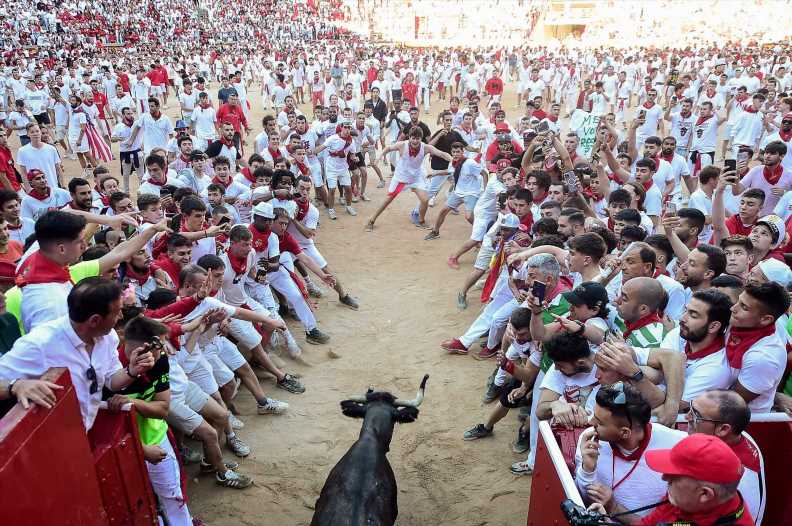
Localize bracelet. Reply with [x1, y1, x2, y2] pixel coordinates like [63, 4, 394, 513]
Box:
[573, 321, 586, 336]
[125, 365, 138, 379]
[503, 360, 516, 375]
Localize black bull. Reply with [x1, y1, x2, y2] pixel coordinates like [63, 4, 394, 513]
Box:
[310, 375, 429, 526]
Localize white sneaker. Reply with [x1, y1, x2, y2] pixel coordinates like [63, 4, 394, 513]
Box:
[510, 460, 533, 475]
[361, 194, 371, 201]
[306, 280, 323, 298]
[257, 398, 289, 415]
[328, 208, 337, 220]
[228, 413, 245, 430]
[226, 434, 250, 457]
[286, 339, 303, 358]
[428, 197, 437, 207]
[346, 205, 358, 216]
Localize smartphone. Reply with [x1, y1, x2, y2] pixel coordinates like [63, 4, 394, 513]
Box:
[665, 202, 677, 216]
[160, 188, 172, 197]
[535, 120, 550, 134]
[737, 149, 750, 163]
[638, 109, 646, 119]
[218, 216, 231, 226]
[531, 280, 547, 303]
[724, 159, 737, 172]
[563, 170, 579, 193]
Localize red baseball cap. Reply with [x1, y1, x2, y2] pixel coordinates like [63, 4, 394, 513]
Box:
[645, 434, 743, 484]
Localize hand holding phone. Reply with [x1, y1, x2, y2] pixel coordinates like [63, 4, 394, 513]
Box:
[531, 280, 547, 304]
[723, 159, 737, 172]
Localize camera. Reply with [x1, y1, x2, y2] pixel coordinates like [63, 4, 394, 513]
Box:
[560, 499, 613, 525]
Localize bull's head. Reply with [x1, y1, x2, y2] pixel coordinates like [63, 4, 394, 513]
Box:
[340, 374, 429, 424]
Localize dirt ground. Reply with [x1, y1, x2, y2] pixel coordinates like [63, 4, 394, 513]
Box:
[53, 85, 534, 525]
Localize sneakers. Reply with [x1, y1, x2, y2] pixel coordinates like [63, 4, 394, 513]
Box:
[306, 327, 331, 344]
[410, 209, 420, 226]
[463, 423, 493, 440]
[513, 427, 530, 454]
[456, 292, 468, 310]
[483, 383, 502, 404]
[361, 194, 371, 202]
[228, 413, 245, 430]
[447, 256, 460, 270]
[428, 197, 437, 207]
[306, 280, 323, 298]
[226, 434, 250, 457]
[339, 294, 360, 310]
[328, 208, 337, 220]
[200, 460, 239, 474]
[441, 338, 468, 355]
[510, 460, 533, 476]
[474, 345, 499, 361]
[376, 180, 385, 188]
[424, 230, 440, 240]
[257, 398, 289, 414]
[365, 220, 375, 232]
[179, 445, 203, 464]
[286, 339, 303, 358]
[216, 469, 253, 489]
[346, 205, 358, 216]
[352, 196, 359, 203]
[277, 373, 306, 394]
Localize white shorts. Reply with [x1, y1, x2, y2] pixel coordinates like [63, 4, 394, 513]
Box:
[474, 240, 496, 271]
[446, 192, 478, 212]
[69, 134, 89, 153]
[186, 355, 219, 395]
[308, 160, 323, 187]
[205, 352, 235, 387]
[55, 125, 67, 141]
[387, 177, 425, 197]
[228, 317, 263, 352]
[470, 212, 496, 242]
[301, 243, 328, 269]
[167, 382, 209, 435]
[326, 170, 351, 189]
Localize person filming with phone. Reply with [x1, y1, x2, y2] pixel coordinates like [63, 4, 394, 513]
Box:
[0, 277, 155, 430]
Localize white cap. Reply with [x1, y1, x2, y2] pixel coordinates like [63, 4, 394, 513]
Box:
[501, 213, 520, 229]
[758, 259, 792, 287]
[252, 202, 274, 219]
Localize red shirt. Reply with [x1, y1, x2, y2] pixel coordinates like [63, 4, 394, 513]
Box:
[118, 72, 130, 93]
[0, 145, 20, 191]
[725, 215, 754, 236]
[639, 494, 753, 525]
[151, 256, 182, 290]
[92, 91, 109, 119]
[276, 231, 302, 256]
[216, 103, 248, 133]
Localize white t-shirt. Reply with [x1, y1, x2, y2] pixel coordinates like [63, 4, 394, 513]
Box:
[137, 113, 174, 153]
[21, 188, 71, 222]
[287, 203, 320, 246]
[191, 106, 218, 140]
[219, 250, 256, 307]
[17, 143, 62, 190]
[728, 331, 787, 413]
[541, 364, 600, 417]
[688, 188, 714, 243]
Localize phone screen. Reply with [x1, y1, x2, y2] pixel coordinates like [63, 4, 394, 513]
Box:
[724, 159, 737, 172]
[536, 120, 550, 134]
[532, 281, 547, 303]
[563, 170, 579, 193]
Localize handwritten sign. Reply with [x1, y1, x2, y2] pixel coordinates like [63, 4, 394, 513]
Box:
[569, 109, 600, 157]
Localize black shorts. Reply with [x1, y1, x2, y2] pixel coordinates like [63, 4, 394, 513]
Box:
[347, 152, 365, 170]
[499, 378, 530, 409]
[34, 113, 50, 125]
[120, 149, 141, 171]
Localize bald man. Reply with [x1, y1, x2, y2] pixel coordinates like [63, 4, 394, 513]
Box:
[686, 390, 765, 524]
[615, 276, 668, 348]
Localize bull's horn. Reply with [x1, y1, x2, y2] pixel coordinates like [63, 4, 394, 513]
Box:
[394, 374, 429, 408]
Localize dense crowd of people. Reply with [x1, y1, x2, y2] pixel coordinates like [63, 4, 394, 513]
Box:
[0, 0, 791, 524]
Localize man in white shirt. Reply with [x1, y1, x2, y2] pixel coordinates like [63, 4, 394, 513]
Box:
[16, 122, 64, 189]
[725, 282, 789, 413]
[0, 278, 155, 430]
[730, 93, 766, 158]
[20, 169, 71, 222]
[128, 98, 174, 156]
[190, 92, 218, 151]
[635, 88, 663, 152]
[575, 384, 686, 519]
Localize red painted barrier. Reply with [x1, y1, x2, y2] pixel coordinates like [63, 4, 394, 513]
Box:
[0, 368, 157, 526]
[527, 418, 792, 526]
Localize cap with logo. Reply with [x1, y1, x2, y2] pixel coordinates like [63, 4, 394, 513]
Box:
[755, 214, 786, 249]
[500, 213, 520, 229]
[562, 282, 609, 309]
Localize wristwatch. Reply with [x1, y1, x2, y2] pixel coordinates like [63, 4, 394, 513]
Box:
[629, 369, 645, 383]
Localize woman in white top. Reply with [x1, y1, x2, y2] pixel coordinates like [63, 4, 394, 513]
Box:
[366, 127, 451, 231]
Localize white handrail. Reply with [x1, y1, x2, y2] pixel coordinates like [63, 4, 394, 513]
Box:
[664, 412, 792, 424]
[539, 420, 585, 506]
[98, 402, 133, 412]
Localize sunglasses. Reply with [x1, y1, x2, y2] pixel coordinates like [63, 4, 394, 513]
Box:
[87, 365, 98, 394]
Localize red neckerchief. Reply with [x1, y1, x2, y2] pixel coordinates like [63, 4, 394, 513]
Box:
[94, 186, 110, 206]
[27, 187, 51, 201]
[152, 255, 181, 288]
[125, 262, 152, 283]
[295, 198, 310, 221]
[763, 163, 783, 185]
[726, 324, 776, 368]
[743, 105, 758, 114]
[705, 88, 716, 98]
[612, 423, 653, 462]
[356, 123, 365, 131]
[6, 220, 23, 231]
[779, 127, 792, 143]
[240, 166, 256, 184]
[679, 110, 691, 119]
[227, 250, 248, 275]
[546, 114, 558, 122]
[623, 312, 662, 339]
[15, 250, 72, 287]
[293, 159, 310, 176]
[642, 101, 655, 109]
[642, 178, 654, 191]
[344, 93, 353, 101]
[268, 146, 280, 159]
[122, 116, 134, 127]
[685, 335, 725, 360]
[150, 110, 162, 119]
[211, 175, 229, 188]
[220, 136, 235, 147]
[199, 101, 211, 109]
[735, 93, 749, 104]
[248, 224, 271, 253]
[696, 113, 713, 126]
[653, 268, 669, 277]
[408, 143, 421, 157]
[660, 151, 674, 163]
[179, 153, 191, 164]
